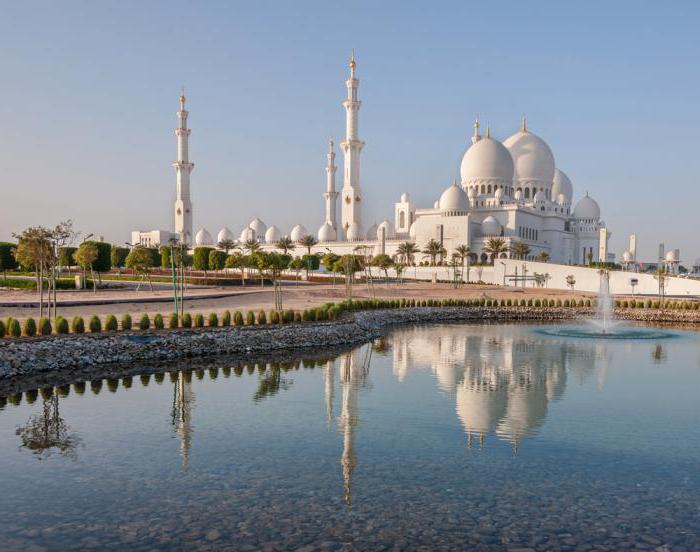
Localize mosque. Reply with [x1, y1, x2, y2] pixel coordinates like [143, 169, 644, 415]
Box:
[133, 55, 611, 266]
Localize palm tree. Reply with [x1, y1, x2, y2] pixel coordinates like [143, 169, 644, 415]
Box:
[275, 236, 295, 255]
[483, 238, 508, 264]
[455, 244, 471, 267]
[511, 242, 530, 260]
[243, 239, 260, 255]
[422, 239, 446, 266]
[299, 235, 318, 256]
[536, 251, 550, 263]
[217, 239, 237, 255]
[397, 242, 419, 265]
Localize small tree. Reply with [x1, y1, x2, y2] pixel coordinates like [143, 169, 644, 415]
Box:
[0, 242, 18, 282]
[75, 242, 99, 293]
[422, 239, 446, 266]
[536, 251, 550, 263]
[566, 274, 576, 290]
[111, 247, 129, 271]
[300, 235, 318, 256]
[483, 238, 508, 264]
[511, 242, 530, 260]
[209, 250, 227, 272]
[193, 247, 214, 272]
[370, 254, 393, 282]
[125, 246, 156, 291]
[217, 239, 237, 255]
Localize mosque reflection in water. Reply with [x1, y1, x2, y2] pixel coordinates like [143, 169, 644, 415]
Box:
[5, 326, 669, 507]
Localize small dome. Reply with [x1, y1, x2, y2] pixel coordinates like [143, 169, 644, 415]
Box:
[290, 224, 308, 242]
[265, 225, 281, 243]
[317, 222, 337, 242]
[573, 194, 600, 220]
[460, 136, 514, 184]
[481, 216, 501, 237]
[366, 222, 378, 241]
[622, 251, 632, 263]
[376, 220, 394, 240]
[408, 222, 417, 239]
[503, 127, 556, 186]
[195, 228, 213, 246]
[248, 218, 267, 242]
[239, 227, 256, 243]
[346, 222, 364, 241]
[433, 200, 440, 209]
[534, 190, 546, 203]
[665, 251, 676, 262]
[439, 182, 468, 211]
[552, 168, 573, 202]
[217, 227, 235, 243]
[400, 192, 410, 203]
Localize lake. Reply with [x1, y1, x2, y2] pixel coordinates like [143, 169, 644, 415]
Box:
[0, 322, 698, 550]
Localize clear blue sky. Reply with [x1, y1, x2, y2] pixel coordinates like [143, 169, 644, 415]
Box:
[1, 1, 698, 262]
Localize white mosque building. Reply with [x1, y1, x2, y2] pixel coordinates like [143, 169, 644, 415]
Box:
[134, 55, 611, 266]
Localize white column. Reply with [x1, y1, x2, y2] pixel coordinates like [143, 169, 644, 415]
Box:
[340, 52, 365, 237]
[324, 140, 338, 230]
[174, 90, 194, 245]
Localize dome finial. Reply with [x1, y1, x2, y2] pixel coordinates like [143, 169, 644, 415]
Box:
[521, 115, 527, 133]
[471, 116, 481, 144]
[179, 84, 186, 106]
[486, 125, 491, 139]
[329, 139, 334, 151]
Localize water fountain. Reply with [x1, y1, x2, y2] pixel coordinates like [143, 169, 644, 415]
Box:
[536, 269, 676, 340]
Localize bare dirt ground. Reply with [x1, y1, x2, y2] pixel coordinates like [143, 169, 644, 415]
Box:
[0, 281, 594, 322]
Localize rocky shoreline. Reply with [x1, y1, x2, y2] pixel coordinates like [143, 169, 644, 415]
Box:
[1, 306, 698, 390]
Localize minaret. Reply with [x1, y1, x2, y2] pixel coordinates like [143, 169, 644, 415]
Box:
[324, 140, 339, 233]
[471, 117, 481, 144]
[340, 52, 365, 237]
[174, 88, 194, 246]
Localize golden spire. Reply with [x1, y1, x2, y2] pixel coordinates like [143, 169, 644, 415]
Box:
[486, 125, 491, 139]
[179, 85, 186, 106]
[473, 117, 480, 137]
[521, 115, 527, 133]
[349, 49, 356, 70]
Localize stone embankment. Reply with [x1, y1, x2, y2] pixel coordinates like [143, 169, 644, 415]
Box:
[1, 307, 698, 382]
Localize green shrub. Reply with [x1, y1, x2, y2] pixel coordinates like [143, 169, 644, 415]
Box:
[585, 299, 592, 307]
[534, 299, 541, 307]
[222, 310, 231, 327]
[182, 313, 192, 328]
[294, 311, 302, 322]
[38, 317, 51, 336]
[328, 306, 340, 320]
[257, 310, 267, 325]
[315, 308, 328, 321]
[302, 309, 314, 322]
[208, 312, 218, 327]
[246, 311, 255, 325]
[121, 313, 132, 330]
[55, 316, 69, 334]
[154, 313, 164, 329]
[270, 310, 280, 324]
[562, 299, 568, 307]
[233, 311, 244, 326]
[194, 313, 204, 328]
[139, 314, 150, 330]
[283, 310, 294, 323]
[71, 316, 85, 334]
[89, 315, 102, 333]
[22, 318, 37, 337]
[105, 315, 118, 331]
[169, 313, 179, 329]
[0, 319, 4, 338]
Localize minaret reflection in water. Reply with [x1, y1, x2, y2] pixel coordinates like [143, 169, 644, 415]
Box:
[172, 371, 194, 470]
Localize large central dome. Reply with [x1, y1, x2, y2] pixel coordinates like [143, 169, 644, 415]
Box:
[460, 137, 514, 186]
[503, 126, 555, 187]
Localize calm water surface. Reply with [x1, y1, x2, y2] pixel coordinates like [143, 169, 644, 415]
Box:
[0, 323, 699, 551]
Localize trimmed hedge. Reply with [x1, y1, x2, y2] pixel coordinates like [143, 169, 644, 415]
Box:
[121, 313, 132, 331]
[71, 316, 85, 334]
[169, 313, 179, 329]
[55, 317, 69, 335]
[194, 313, 204, 328]
[182, 313, 192, 328]
[0, 319, 5, 338]
[23, 318, 37, 337]
[208, 312, 218, 327]
[233, 311, 244, 326]
[89, 315, 102, 333]
[139, 314, 151, 330]
[105, 315, 118, 331]
[222, 310, 231, 327]
[154, 313, 164, 330]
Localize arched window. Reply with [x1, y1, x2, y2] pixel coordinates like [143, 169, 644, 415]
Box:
[399, 211, 405, 228]
[487, 185, 492, 194]
[481, 185, 486, 194]
[524, 188, 530, 199]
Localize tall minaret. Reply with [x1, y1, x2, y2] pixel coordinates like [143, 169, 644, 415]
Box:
[174, 88, 194, 245]
[340, 52, 365, 238]
[323, 140, 339, 234]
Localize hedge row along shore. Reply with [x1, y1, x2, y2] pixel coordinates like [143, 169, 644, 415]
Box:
[2, 296, 700, 339]
[1, 301, 700, 382]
